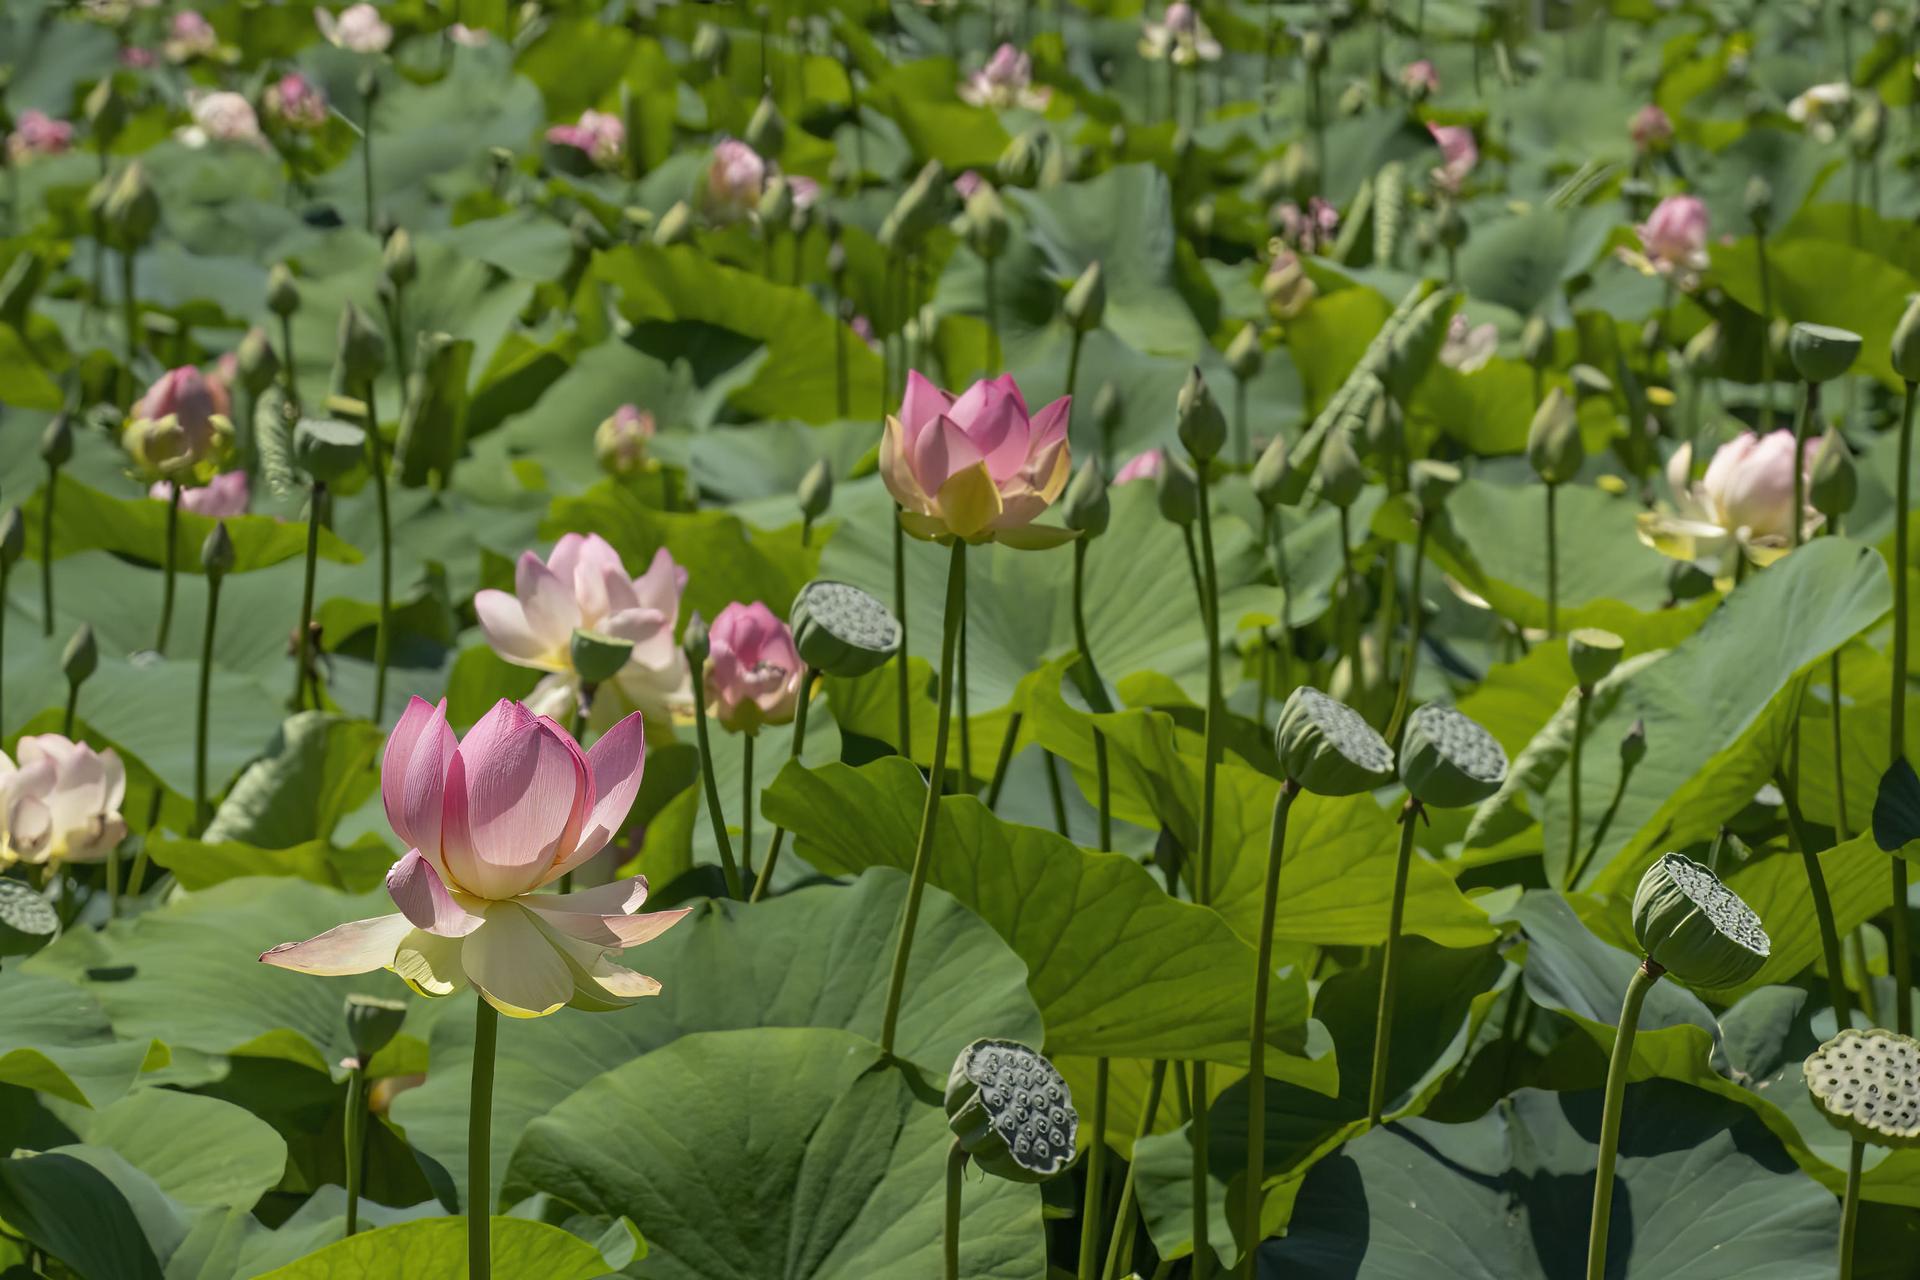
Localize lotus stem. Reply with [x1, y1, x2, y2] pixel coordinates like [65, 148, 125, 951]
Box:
[1045, 750, 1071, 838]
[957, 614, 972, 790]
[280, 313, 300, 413]
[1793, 382, 1818, 549]
[61, 681, 77, 739]
[1368, 797, 1422, 1126]
[879, 538, 966, 1057]
[1071, 539, 1115, 848]
[691, 655, 744, 900]
[1101, 1060, 1167, 1280]
[1386, 519, 1429, 746]
[467, 998, 497, 1280]
[1077, 1056, 1110, 1280]
[1894, 380, 1915, 1035]
[1244, 780, 1299, 1277]
[943, 1137, 966, 1280]
[751, 667, 816, 902]
[291, 483, 324, 709]
[1190, 460, 1225, 1278]
[156, 481, 180, 654]
[1233, 376, 1248, 469]
[1545, 482, 1559, 637]
[893, 508, 911, 756]
[1566, 688, 1588, 888]
[1779, 767, 1850, 1028]
[560, 682, 596, 895]
[363, 382, 392, 724]
[194, 565, 220, 834]
[344, 1062, 366, 1237]
[1065, 328, 1089, 466]
[120, 246, 138, 409]
[0, 559, 9, 729]
[984, 256, 1001, 375]
[40, 459, 56, 637]
[361, 86, 376, 234]
[1832, 648, 1849, 842]
[984, 711, 1021, 811]
[1337, 504, 1356, 684]
[740, 732, 755, 884]
[1840, 1135, 1863, 1279]
[1585, 957, 1663, 1280]
[1264, 508, 1295, 700]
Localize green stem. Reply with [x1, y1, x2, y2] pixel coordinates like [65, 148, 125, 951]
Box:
[40, 462, 55, 637]
[1193, 459, 1224, 1280]
[467, 998, 497, 1280]
[740, 733, 755, 885]
[984, 256, 1000, 375]
[1072, 539, 1114, 849]
[120, 247, 138, 410]
[1045, 749, 1071, 839]
[560, 683, 595, 894]
[1840, 1136, 1862, 1280]
[1269, 509, 1294, 697]
[692, 660, 744, 899]
[1102, 1059, 1168, 1280]
[1779, 768, 1851, 1028]
[291, 483, 323, 709]
[878, 538, 966, 1057]
[1233, 376, 1248, 470]
[1585, 958, 1662, 1280]
[344, 1065, 366, 1237]
[62, 682, 77, 739]
[752, 668, 814, 901]
[943, 1138, 966, 1280]
[194, 569, 220, 834]
[156, 482, 180, 654]
[364, 383, 391, 723]
[1566, 689, 1587, 888]
[1793, 382, 1817, 549]
[958, 613, 972, 789]
[1190, 1057, 1211, 1278]
[1386, 520, 1428, 746]
[1545, 482, 1559, 637]
[893, 507, 911, 756]
[1077, 1057, 1110, 1280]
[1243, 781, 1299, 1277]
[984, 711, 1021, 811]
[280, 313, 300, 413]
[0, 561, 8, 731]
[1895, 381, 1915, 1035]
[361, 88, 376, 234]
[1368, 798, 1422, 1126]
[1337, 504, 1355, 684]
[1832, 646, 1849, 841]
[1065, 328, 1090, 467]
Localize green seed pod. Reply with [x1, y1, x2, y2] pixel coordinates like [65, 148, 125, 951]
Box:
[62, 623, 97, 686]
[1227, 323, 1263, 381]
[944, 1039, 1078, 1184]
[1804, 1028, 1920, 1149]
[382, 226, 416, 288]
[1064, 260, 1105, 333]
[1631, 852, 1769, 988]
[103, 161, 159, 250]
[1568, 627, 1624, 689]
[570, 628, 635, 685]
[1400, 702, 1507, 808]
[1156, 455, 1198, 527]
[1810, 428, 1858, 519]
[1176, 366, 1227, 464]
[745, 95, 786, 158]
[1061, 459, 1110, 538]
[1251, 435, 1288, 511]
[1788, 322, 1863, 384]
[1744, 175, 1774, 232]
[1274, 687, 1395, 796]
[1315, 429, 1364, 508]
[798, 458, 833, 523]
[0, 507, 23, 568]
[40, 413, 74, 467]
[237, 326, 280, 396]
[267, 262, 301, 318]
[790, 579, 900, 678]
[1526, 386, 1583, 485]
[1521, 315, 1553, 370]
[84, 76, 127, 143]
[200, 520, 235, 579]
[1893, 294, 1920, 384]
[682, 610, 711, 666]
[964, 183, 1010, 260]
[344, 993, 407, 1066]
[653, 201, 694, 247]
[334, 302, 388, 387]
[292, 417, 367, 484]
[1410, 459, 1461, 514]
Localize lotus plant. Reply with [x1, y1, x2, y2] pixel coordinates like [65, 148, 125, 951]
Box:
[1786, 322, 1862, 551]
[1885, 298, 1920, 1034]
[262, 696, 684, 1280]
[702, 601, 801, 883]
[1637, 430, 1822, 581]
[958, 43, 1050, 111]
[1561, 629, 1623, 886]
[124, 366, 234, 655]
[1804, 1028, 1920, 1278]
[944, 1040, 1077, 1280]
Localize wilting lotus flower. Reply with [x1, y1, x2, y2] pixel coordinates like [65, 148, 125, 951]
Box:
[1114, 449, 1165, 485]
[1439, 313, 1498, 373]
[264, 72, 329, 130]
[594, 404, 656, 476]
[1637, 430, 1823, 575]
[1400, 59, 1440, 98]
[705, 602, 803, 733]
[315, 2, 392, 53]
[1273, 197, 1339, 255]
[1139, 3, 1221, 64]
[960, 43, 1052, 109]
[1428, 124, 1477, 193]
[152, 469, 249, 517]
[179, 90, 264, 148]
[163, 10, 218, 61]
[0, 737, 128, 868]
[262, 697, 687, 1017]
[1787, 82, 1851, 143]
[475, 534, 691, 724]
[880, 371, 1074, 546]
[6, 110, 73, 164]
[124, 365, 234, 481]
[706, 138, 766, 221]
[1629, 104, 1673, 151]
[547, 109, 624, 169]
[1262, 247, 1317, 320]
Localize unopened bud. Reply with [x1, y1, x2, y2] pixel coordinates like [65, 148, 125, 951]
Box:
[798, 458, 833, 521]
[1064, 260, 1105, 333]
[63, 623, 97, 686]
[1061, 460, 1110, 538]
[1176, 366, 1227, 463]
[200, 520, 235, 578]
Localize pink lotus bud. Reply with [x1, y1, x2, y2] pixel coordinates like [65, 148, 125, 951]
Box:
[1629, 104, 1673, 151]
[706, 138, 766, 220]
[182, 90, 264, 147]
[264, 72, 329, 129]
[164, 9, 218, 61]
[547, 108, 624, 169]
[1113, 449, 1165, 485]
[594, 404, 656, 476]
[6, 111, 74, 163]
[1636, 194, 1709, 276]
[315, 3, 393, 53]
[705, 602, 803, 732]
[1428, 124, 1477, 192]
[0, 736, 128, 866]
[1400, 59, 1440, 97]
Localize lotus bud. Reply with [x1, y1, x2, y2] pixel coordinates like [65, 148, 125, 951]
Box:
[335, 302, 387, 387]
[1619, 717, 1648, 769]
[1526, 386, 1583, 485]
[569, 628, 635, 685]
[200, 520, 235, 579]
[964, 183, 1010, 260]
[237, 327, 280, 395]
[1744, 175, 1773, 232]
[1176, 366, 1227, 464]
[1093, 380, 1123, 438]
[1227, 323, 1263, 381]
[653, 201, 693, 247]
[1810, 428, 1858, 519]
[1788, 322, 1862, 384]
[1064, 260, 1105, 333]
[1362, 395, 1402, 463]
[1570, 363, 1613, 400]
[0, 507, 23, 569]
[1274, 687, 1395, 795]
[1315, 429, 1365, 508]
[1568, 627, 1623, 690]
[62, 623, 97, 686]
[1156, 455, 1199, 527]
[1061, 459, 1110, 539]
[292, 417, 366, 484]
[1683, 321, 1723, 375]
[790, 579, 900, 678]
[381, 226, 416, 288]
[1849, 99, 1886, 160]
[1400, 702, 1507, 808]
[267, 262, 301, 317]
[1410, 458, 1460, 514]
[997, 126, 1046, 188]
[84, 77, 127, 143]
[1521, 315, 1553, 369]
[103, 161, 159, 249]
[1251, 435, 1289, 510]
[1895, 295, 1920, 384]
[40, 413, 73, 467]
[745, 95, 785, 158]
[691, 21, 728, 66]
[1301, 31, 1327, 69]
[1631, 852, 1769, 988]
[756, 174, 795, 229]
[944, 1039, 1078, 1183]
[356, 66, 380, 105]
[344, 993, 407, 1066]
[1804, 1028, 1920, 1148]
[1436, 201, 1468, 250]
[682, 609, 710, 666]
[883, 161, 946, 250]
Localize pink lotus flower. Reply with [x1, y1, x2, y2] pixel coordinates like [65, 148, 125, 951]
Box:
[594, 404, 656, 476]
[880, 371, 1075, 546]
[787, 175, 821, 211]
[262, 697, 687, 1017]
[850, 314, 880, 351]
[1428, 124, 1477, 193]
[1400, 59, 1440, 98]
[1636, 194, 1709, 278]
[6, 111, 73, 164]
[164, 9, 218, 61]
[547, 109, 624, 169]
[475, 534, 691, 725]
[152, 469, 249, 517]
[1114, 449, 1165, 485]
[121, 46, 158, 69]
[1630, 104, 1673, 151]
[953, 170, 984, 199]
[1272, 196, 1339, 255]
[1637, 430, 1822, 575]
[180, 90, 264, 148]
[1139, 4, 1221, 64]
[124, 366, 234, 479]
[0, 737, 127, 868]
[315, 3, 392, 53]
[706, 139, 766, 221]
[1438, 313, 1497, 373]
[705, 602, 802, 733]
[960, 43, 1052, 109]
[264, 72, 329, 130]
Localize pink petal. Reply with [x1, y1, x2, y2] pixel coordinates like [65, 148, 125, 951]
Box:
[474, 590, 553, 667]
[524, 901, 690, 947]
[1028, 396, 1071, 452]
[570, 534, 630, 622]
[909, 414, 987, 497]
[386, 849, 484, 936]
[899, 370, 955, 439]
[259, 914, 413, 974]
[879, 416, 933, 512]
[552, 711, 647, 875]
[382, 697, 455, 862]
[961, 381, 1033, 483]
[515, 550, 581, 651]
[442, 701, 592, 900]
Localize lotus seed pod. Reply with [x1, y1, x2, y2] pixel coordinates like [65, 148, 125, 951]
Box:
[267, 262, 301, 318]
[1156, 455, 1199, 527]
[62, 623, 97, 686]
[682, 610, 710, 666]
[0, 507, 23, 568]
[1568, 628, 1624, 689]
[944, 1039, 1078, 1183]
[1809, 428, 1858, 519]
[1893, 295, 1920, 383]
[237, 326, 280, 396]
[798, 458, 833, 522]
[790, 579, 901, 679]
[292, 417, 367, 484]
[745, 96, 785, 158]
[964, 183, 1010, 260]
[344, 993, 407, 1065]
[1631, 852, 1769, 988]
[335, 302, 388, 387]
[1526, 386, 1583, 485]
[1400, 702, 1507, 808]
[40, 413, 73, 467]
[1093, 380, 1123, 438]
[1315, 429, 1365, 508]
[1274, 687, 1395, 796]
[1744, 175, 1773, 232]
[1619, 717, 1648, 768]
[84, 76, 127, 142]
[1788, 322, 1862, 384]
[1521, 315, 1553, 370]
[103, 161, 159, 249]
[382, 226, 416, 288]
[1061, 460, 1110, 538]
[1176, 367, 1228, 464]
[200, 520, 235, 579]
[1251, 435, 1289, 510]
[569, 628, 635, 685]
[1064, 260, 1105, 333]
[1227, 323, 1263, 381]
[1803, 1028, 1920, 1149]
[1410, 459, 1461, 514]
[653, 201, 693, 247]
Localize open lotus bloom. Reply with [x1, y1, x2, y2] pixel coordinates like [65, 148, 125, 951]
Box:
[706, 602, 802, 732]
[1636, 430, 1822, 578]
[475, 534, 692, 726]
[0, 736, 128, 868]
[1439, 313, 1497, 372]
[314, 2, 391, 52]
[1139, 3, 1221, 64]
[959, 43, 1052, 109]
[1629, 194, 1709, 284]
[263, 698, 688, 1017]
[880, 371, 1074, 547]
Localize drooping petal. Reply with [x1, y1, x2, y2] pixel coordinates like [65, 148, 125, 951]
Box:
[538, 873, 653, 915]
[585, 955, 662, 999]
[462, 904, 573, 1017]
[387, 850, 485, 936]
[550, 711, 647, 877]
[525, 898, 690, 947]
[911, 414, 988, 498]
[474, 590, 560, 669]
[382, 698, 456, 862]
[260, 914, 413, 975]
[442, 701, 592, 900]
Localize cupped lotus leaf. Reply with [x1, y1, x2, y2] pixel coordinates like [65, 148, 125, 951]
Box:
[1804, 1028, 1920, 1149]
[1632, 853, 1771, 989]
[1273, 687, 1395, 796]
[946, 1039, 1079, 1183]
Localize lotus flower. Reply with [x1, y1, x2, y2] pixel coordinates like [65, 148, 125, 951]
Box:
[705, 602, 802, 732]
[1272, 197, 1339, 255]
[1263, 247, 1317, 320]
[1114, 449, 1165, 485]
[547, 109, 624, 169]
[960, 43, 1052, 108]
[475, 534, 691, 725]
[954, 169, 985, 199]
[179, 90, 264, 148]
[0, 737, 128, 868]
[1428, 124, 1477, 193]
[1439, 313, 1498, 373]
[1636, 430, 1823, 575]
[446, 22, 489, 45]
[262, 697, 687, 1017]
[315, 2, 392, 53]
[6, 111, 73, 164]
[1629, 104, 1673, 151]
[152, 469, 249, 517]
[1400, 59, 1440, 97]
[264, 72, 329, 130]
[1635, 194, 1709, 279]
[163, 10, 218, 61]
[706, 139, 766, 221]
[124, 365, 235, 481]
[594, 404, 656, 476]
[1139, 4, 1221, 64]
[1787, 82, 1851, 143]
[880, 371, 1074, 546]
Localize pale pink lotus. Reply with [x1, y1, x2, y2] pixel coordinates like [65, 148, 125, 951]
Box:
[264, 72, 329, 130]
[263, 698, 686, 1017]
[880, 371, 1074, 546]
[1629, 104, 1673, 151]
[706, 602, 802, 733]
[0, 737, 127, 868]
[315, 2, 392, 52]
[960, 43, 1052, 108]
[706, 139, 766, 220]
[594, 404, 656, 476]
[164, 9, 218, 61]
[1272, 197, 1339, 255]
[1428, 124, 1477, 193]
[547, 109, 624, 169]
[152, 469, 249, 517]
[1636, 194, 1709, 278]
[180, 90, 264, 148]
[1139, 4, 1221, 64]
[1438, 313, 1497, 373]
[475, 534, 690, 725]
[1637, 430, 1822, 575]
[1400, 59, 1439, 97]
[6, 111, 74, 164]
[1114, 449, 1165, 485]
[125, 366, 234, 478]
